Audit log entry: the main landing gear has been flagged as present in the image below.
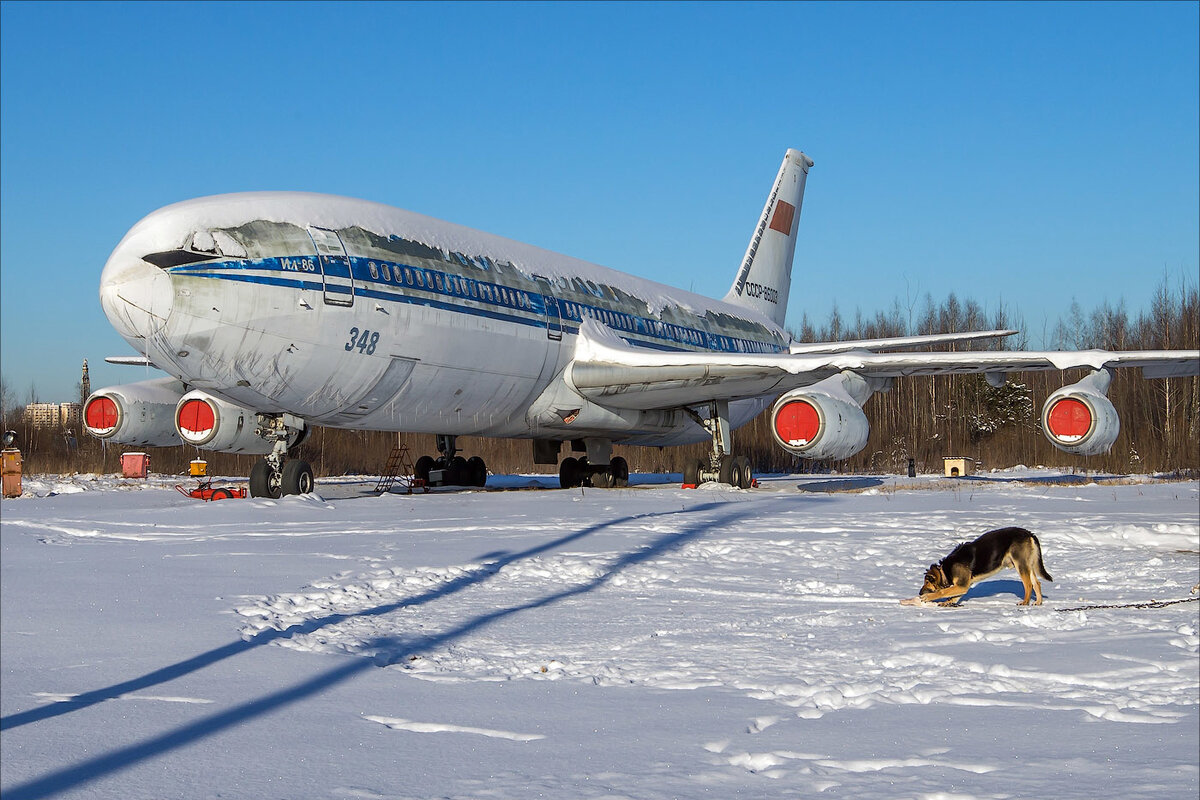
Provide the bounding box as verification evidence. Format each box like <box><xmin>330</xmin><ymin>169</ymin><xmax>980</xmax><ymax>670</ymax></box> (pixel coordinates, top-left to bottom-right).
<box><xmin>558</xmin><ymin>438</ymin><xmax>629</xmax><ymax>489</ymax></box>
<box><xmin>682</xmin><ymin>400</ymin><xmax>755</xmax><ymax>489</ymax></box>
<box><xmin>249</xmin><ymin>414</ymin><xmax>313</xmax><ymax>498</ymax></box>
<box><xmin>413</xmin><ymin>435</ymin><xmax>488</xmax><ymax>487</ymax></box>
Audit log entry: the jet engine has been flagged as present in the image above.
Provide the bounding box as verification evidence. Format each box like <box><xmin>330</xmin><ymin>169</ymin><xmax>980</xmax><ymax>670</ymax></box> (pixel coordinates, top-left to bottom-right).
<box><xmin>1041</xmin><ymin>369</ymin><xmax>1120</xmax><ymax>456</ymax></box>
<box><xmin>175</xmin><ymin>390</ymin><xmax>302</xmax><ymax>454</ymax></box>
<box><xmin>770</xmin><ymin>371</ymin><xmax>872</xmax><ymax>461</ymax></box>
<box><xmin>84</xmin><ymin>377</ymin><xmax>187</xmax><ymax>447</ymax></box>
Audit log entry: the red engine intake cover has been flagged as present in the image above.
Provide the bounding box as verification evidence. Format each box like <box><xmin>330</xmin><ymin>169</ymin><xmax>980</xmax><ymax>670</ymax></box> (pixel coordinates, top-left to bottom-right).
<box><xmin>774</xmin><ymin>399</ymin><xmax>820</xmax><ymax>446</ymax></box>
<box><xmin>1045</xmin><ymin>397</ymin><xmax>1092</xmax><ymax>442</ymax></box>
<box><xmin>177</xmin><ymin>398</ymin><xmax>217</xmax><ymax>443</ymax></box>
<box><xmin>85</xmin><ymin>396</ymin><xmax>119</xmax><ymax>435</ymax></box>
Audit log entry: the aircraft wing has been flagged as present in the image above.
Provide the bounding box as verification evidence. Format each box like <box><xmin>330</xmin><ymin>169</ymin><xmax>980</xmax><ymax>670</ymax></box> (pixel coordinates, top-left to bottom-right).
<box><xmin>567</xmin><ymin>320</ymin><xmax>1200</xmax><ymax>411</ymax></box>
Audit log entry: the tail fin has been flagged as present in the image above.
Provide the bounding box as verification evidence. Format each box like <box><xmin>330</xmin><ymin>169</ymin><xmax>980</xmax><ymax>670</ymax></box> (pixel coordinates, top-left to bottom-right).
<box><xmin>723</xmin><ymin>148</ymin><xmax>813</xmax><ymax>328</ymax></box>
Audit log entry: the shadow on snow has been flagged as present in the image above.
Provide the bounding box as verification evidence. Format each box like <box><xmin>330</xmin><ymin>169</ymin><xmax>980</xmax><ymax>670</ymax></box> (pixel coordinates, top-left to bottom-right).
<box><xmin>3</xmin><ymin>496</ymin><xmax>795</xmax><ymax>799</ymax></box>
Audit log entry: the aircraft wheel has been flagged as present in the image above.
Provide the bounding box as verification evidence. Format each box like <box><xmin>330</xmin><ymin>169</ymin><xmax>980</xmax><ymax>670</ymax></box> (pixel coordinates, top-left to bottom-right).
<box><xmin>449</xmin><ymin>455</ymin><xmax>469</xmax><ymax>485</ymax></box>
<box><xmin>250</xmin><ymin>459</ymin><xmax>282</xmax><ymax>499</ymax></box>
<box><xmin>610</xmin><ymin>456</ymin><xmax>629</xmax><ymax>488</ymax></box>
<box><xmin>718</xmin><ymin>455</ymin><xmax>736</xmax><ymax>486</ymax></box>
<box><xmin>467</xmin><ymin>456</ymin><xmax>488</xmax><ymax>487</ymax></box>
<box><xmin>735</xmin><ymin>455</ymin><xmax>753</xmax><ymax>489</ymax></box>
<box><xmin>559</xmin><ymin>456</ymin><xmax>581</xmax><ymax>489</ymax></box>
<box><xmin>683</xmin><ymin>458</ymin><xmax>702</xmax><ymax>485</ymax></box>
<box><xmin>414</xmin><ymin>456</ymin><xmax>435</xmax><ymax>483</ymax></box>
<box><xmin>590</xmin><ymin>469</ymin><xmax>614</xmax><ymax>488</ymax></box>
<box><xmin>282</xmin><ymin>460</ymin><xmax>315</xmax><ymax>495</ymax></box>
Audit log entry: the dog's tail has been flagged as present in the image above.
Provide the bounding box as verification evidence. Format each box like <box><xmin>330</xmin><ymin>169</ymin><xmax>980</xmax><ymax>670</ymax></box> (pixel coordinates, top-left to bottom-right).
<box><xmin>1032</xmin><ymin>533</ymin><xmax>1053</xmax><ymax>581</ymax></box>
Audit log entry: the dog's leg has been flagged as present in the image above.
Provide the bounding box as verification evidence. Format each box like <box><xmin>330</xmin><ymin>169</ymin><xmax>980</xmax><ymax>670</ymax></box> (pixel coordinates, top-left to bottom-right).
<box><xmin>919</xmin><ymin>584</ymin><xmax>970</xmax><ymax>604</ymax></box>
<box><xmin>1016</xmin><ymin>564</ymin><xmax>1043</xmax><ymax>605</ymax></box>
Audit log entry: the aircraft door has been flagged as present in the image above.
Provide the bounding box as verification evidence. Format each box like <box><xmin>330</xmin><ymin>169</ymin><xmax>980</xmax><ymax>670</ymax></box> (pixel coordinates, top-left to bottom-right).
<box><xmin>534</xmin><ymin>275</ymin><xmax>563</xmax><ymax>340</ymax></box>
<box><xmin>308</xmin><ymin>227</ymin><xmax>355</xmax><ymax>307</ymax></box>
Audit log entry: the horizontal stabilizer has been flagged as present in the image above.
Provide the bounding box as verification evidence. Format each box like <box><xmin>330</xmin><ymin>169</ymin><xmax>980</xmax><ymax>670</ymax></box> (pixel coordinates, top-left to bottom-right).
<box><xmin>105</xmin><ymin>355</ymin><xmax>158</xmax><ymax>368</ymax></box>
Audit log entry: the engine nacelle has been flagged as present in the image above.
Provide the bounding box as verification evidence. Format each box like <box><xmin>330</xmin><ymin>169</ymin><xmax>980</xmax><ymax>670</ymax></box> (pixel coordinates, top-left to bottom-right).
<box><xmin>175</xmin><ymin>391</ymin><xmax>301</xmax><ymax>454</ymax></box>
<box><xmin>770</xmin><ymin>372</ymin><xmax>872</xmax><ymax>461</ymax></box>
<box><xmin>85</xmin><ymin>378</ymin><xmax>187</xmax><ymax>447</ymax></box>
<box><xmin>1041</xmin><ymin>369</ymin><xmax>1120</xmax><ymax>456</ymax></box>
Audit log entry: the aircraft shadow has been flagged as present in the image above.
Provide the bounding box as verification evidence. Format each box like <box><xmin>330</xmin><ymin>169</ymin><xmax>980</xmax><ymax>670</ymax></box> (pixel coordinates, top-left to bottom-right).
<box><xmin>2</xmin><ymin>496</ymin><xmax>800</xmax><ymax>799</ymax></box>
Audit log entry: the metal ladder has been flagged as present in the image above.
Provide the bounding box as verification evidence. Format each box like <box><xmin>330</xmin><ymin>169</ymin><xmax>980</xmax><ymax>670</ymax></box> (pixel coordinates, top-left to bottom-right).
<box><xmin>375</xmin><ymin>443</ymin><xmax>426</xmax><ymax>494</ymax></box>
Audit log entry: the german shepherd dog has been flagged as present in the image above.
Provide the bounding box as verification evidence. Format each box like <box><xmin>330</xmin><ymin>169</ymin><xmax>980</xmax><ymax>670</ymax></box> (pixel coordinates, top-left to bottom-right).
<box><xmin>901</xmin><ymin>527</ymin><xmax>1053</xmax><ymax>606</ymax></box>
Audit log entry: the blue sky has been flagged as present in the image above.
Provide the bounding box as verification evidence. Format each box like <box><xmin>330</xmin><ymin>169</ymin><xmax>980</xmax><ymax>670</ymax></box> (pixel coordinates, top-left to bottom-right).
<box><xmin>1</xmin><ymin>0</ymin><xmax>1197</xmax><ymax>403</ymax></box>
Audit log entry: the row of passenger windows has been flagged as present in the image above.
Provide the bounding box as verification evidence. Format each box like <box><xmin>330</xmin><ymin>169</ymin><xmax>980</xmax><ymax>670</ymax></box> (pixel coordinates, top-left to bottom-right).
<box><xmin>358</xmin><ymin>258</ymin><xmax>775</xmax><ymax>354</ymax></box>
<box><xmin>366</xmin><ymin>260</ymin><xmax>532</xmax><ymax>309</ymax></box>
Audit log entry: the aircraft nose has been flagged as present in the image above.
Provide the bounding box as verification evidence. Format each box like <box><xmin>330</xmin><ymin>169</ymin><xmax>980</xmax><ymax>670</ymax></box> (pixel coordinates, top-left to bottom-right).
<box><xmin>100</xmin><ymin>241</ymin><xmax>174</xmax><ymax>342</ymax></box>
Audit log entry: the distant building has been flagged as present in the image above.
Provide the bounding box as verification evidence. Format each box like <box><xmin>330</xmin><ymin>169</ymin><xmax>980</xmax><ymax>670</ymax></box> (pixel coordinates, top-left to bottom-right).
<box><xmin>23</xmin><ymin>402</ymin><xmax>82</xmax><ymax>429</ymax></box>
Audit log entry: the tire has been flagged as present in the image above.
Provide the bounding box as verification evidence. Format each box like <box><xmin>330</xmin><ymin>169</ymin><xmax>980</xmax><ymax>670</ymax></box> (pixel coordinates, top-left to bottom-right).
<box><xmin>718</xmin><ymin>454</ymin><xmax>735</xmax><ymax>486</ymax></box>
<box><xmin>414</xmin><ymin>456</ymin><xmax>435</xmax><ymax>483</ymax></box>
<box><xmin>249</xmin><ymin>460</ymin><xmax>281</xmax><ymax>499</ymax></box>
<box><xmin>735</xmin><ymin>455</ymin><xmax>753</xmax><ymax>489</ymax></box>
<box><xmin>282</xmin><ymin>460</ymin><xmax>314</xmax><ymax>495</ymax></box>
<box><xmin>467</xmin><ymin>456</ymin><xmax>487</xmax><ymax>487</ymax></box>
<box><xmin>683</xmin><ymin>458</ymin><xmax>702</xmax><ymax>485</ymax></box>
<box><xmin>449</xmin><ymin>456</ymin><xmax>468</xmax><ymax>485</ymax></box>
<box><xmin>559</xmin><ymin>456</ymin><xmax>580</xmax><ymax>489</ymax></box>
<box><xmin>210</xmin><ymin>488</ymin><xmax>232</xmax><ymax>501</ymax></box>
<box><xmin>610</xmin><ymin>456</ymin><xmax>629</xmax><ymax>488</ymax></box>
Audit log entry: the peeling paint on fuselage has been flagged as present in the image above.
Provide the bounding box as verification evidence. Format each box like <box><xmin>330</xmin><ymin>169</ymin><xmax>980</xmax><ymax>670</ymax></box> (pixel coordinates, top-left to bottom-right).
<box><xmin>136</xmin><ymin>208</ymin><xmax>787</xmax><ymax>445</ymax></box>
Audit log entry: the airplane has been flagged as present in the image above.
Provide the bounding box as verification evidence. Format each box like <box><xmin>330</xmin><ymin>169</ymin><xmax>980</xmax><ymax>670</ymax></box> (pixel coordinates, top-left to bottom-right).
<box><xmin>84</xmin><ymin>149</ymin><xmax>1199</xmax><ymax>497</ymax></box>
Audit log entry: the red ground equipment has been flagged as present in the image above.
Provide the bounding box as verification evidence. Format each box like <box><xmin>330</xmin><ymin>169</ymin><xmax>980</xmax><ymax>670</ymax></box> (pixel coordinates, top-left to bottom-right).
<box><xmin>174</xmin><ymin>459</ymin><xmax>246</xmax><ymax>501</ymax></box>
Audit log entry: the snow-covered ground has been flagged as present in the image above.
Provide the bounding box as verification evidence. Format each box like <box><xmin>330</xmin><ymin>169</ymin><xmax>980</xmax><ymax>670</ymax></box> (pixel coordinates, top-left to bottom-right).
<box><xmin>2</xmin><ymin>468</ymin><xmax>1197</xmax><ymax>799</ymax></box>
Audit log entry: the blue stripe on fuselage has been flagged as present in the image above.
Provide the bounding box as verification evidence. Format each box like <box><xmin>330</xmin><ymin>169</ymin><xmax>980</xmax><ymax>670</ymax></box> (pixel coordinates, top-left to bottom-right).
<box><xmin>169</xmin><ymin>256</ymin><xmax>787</xmax><ymax>355</ymax></box>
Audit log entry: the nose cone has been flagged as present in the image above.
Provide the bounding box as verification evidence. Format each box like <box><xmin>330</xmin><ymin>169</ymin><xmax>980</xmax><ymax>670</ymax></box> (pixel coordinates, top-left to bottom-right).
<box><xmin>100</xmin><ymin>240</ymin><xmax>174</xmax><ymax>344</ymax></box>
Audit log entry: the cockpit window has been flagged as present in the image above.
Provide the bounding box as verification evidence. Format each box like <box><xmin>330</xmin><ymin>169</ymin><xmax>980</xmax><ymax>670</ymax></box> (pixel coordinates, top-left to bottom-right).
<box><xmin>211</xmin><ymin>230</ymin><xmax>247</xmax><ymax>258</ymax></box>
<box><xmin>142</xmin><ymin>229</ymin><xmax>247</xmax><ymax>268</ymax></box>
<box><xmin>142</xmin><ymin>249</ymin><xmax>220</xmax><ymax>268</ymax></box>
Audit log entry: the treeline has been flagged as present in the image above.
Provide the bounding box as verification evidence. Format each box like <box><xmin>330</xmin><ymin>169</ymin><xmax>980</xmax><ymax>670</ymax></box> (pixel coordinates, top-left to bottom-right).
<box><xmin>4</xmin><ymin>281</ymin><xmax>1197</xmax><ymax>479</ymax></box>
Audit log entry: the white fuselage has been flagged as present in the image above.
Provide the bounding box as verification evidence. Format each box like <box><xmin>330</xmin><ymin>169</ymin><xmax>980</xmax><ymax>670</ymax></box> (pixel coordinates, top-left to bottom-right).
<box><xmin>100</xmin><ymin>192</ymin><xmax>789</xmax><ymax>447</ymax></box>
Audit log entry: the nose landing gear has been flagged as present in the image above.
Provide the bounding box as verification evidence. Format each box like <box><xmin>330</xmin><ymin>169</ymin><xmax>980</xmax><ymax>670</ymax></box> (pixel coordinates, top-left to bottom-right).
<box><xmin>248</xmin><ymin>414</ymin><xmax>313</xmax><ymax>498</ymax></box>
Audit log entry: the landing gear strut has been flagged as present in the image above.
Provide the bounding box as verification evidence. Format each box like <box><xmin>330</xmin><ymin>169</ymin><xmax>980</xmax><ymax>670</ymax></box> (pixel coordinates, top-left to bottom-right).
<box><xmin>413</xmin><ymin>435</ymin><xmax>487</xmax><ymax>487</ymax></box>
<box><xmin>558</xmin><ymin>438</ymin><xmax>628</xmax><ymax>489</ymax></box>
<box><xmin>249</xmin><ymin>414</ymin><xmax>312</xmax><ymax>498</ymax></box>
<box><xmin>683</xmin><ymin>400</ymin><xmax>754</xmax><ymax>489</ymax></box>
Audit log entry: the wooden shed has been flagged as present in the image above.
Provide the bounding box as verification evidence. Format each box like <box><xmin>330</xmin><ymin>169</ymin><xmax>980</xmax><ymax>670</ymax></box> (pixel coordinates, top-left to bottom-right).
<box><xmin>943</xmin><ymin>457</ymin><xmax>975</xmax><ymax>477</ymax></box>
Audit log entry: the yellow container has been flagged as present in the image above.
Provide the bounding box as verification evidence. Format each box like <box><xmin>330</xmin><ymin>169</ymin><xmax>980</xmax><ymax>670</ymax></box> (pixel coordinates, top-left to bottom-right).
<box><xmin>190</xmin><ymin>459</ymin><xmax>208</xmax><ymax>477</ymax></box>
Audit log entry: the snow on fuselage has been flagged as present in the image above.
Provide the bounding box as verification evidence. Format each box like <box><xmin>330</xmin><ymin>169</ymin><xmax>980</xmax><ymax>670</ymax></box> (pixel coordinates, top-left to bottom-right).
<box><xmin>99</xmin><ymin>192</ymin><xmax>788</xmax><ymax>445</ymax></box>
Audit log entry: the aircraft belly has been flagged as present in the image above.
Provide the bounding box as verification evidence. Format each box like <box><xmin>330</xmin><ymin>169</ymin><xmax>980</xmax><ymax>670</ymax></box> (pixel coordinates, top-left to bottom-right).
<box><xmin>619</xmin><ymin>396</ymin><xmax>770</xmax><ymax>447</ymax></box>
